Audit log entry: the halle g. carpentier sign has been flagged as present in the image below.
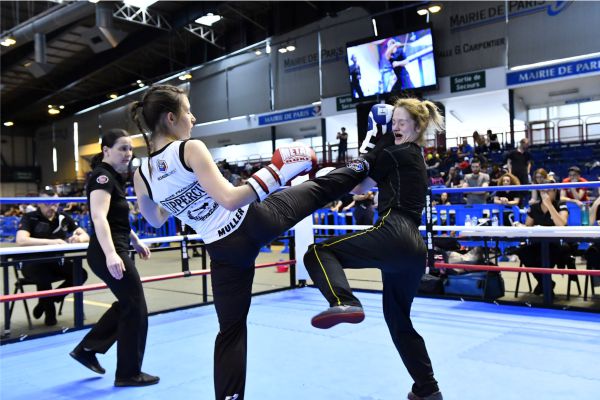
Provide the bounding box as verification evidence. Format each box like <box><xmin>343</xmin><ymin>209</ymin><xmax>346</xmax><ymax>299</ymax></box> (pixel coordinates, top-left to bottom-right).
<box><xmin>506</xmin><ymin>57</ymin><xmax>600</xmax><ymax>86</ymax></box>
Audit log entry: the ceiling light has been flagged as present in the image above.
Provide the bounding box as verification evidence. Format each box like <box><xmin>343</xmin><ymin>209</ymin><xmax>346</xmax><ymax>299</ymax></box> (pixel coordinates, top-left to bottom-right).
<box><xmin>286</xmin><ymin>44</ymin><xmax>296</xmax><ymax>52</ymax></box>
<box><xmin>4</xmin><ymin>121</ymin><xmax>14</xmax><ymax>127</ymax></box>
<box><xmin>0</xmin><ymin>37</ymin><xmax>16</xmax><ymax>47</ymax></box>
<box><xmin>59</xmin><ymin>105</ymin><xmax>64</xmax><ymax>109</ymax></box>
<box><xmin>108</xmin><ymin>93</ymin><xmax>118</xmax><ymax>99</ymax></box>
<box><xmin>417</xmin><ymin>8</ymin><xmax>428</xmax><ymax>16</ymax></box>
<box><xmin>195</xmin><ymin>13</ymin><xmax>222</xmax><ymax>26</ymax></box>
<box><xmin>254</xmin><ymin>49</ymin><xmax>262</xmax><ymax>56</ymax></box>
<box><xmin>138</xmin><ymin>82</ymin><xmax>145</xmax><ymax>88</ymax></box>
<box><xmin>428</xmin><ymin>4</ymin><xmax>442</xmax><ymax>13</ymax></box>
<box><xmin>48</xmin><ymin>107</ymin><xmax>60</xmax><ymax>115</ymax></box>
<box><xmin>88</xmin><ymin>0</ymin><xmax>100</xmax><ymax>3</ymax></box>
<box><xmin>266</xmin><ymin>43</ymin><xmax>271</xmax><ymax>54</ymax></box>
<box><xmin>278</xmin><ymin>47</ymin><xmax>287</xmax><ymax>53</ymax></box>
<box><xmin>178</xmin><ymin>73</ymin><xmax>192</xmax><ymax>81</ymax></box>
<box><xmin>123</xmin><ymin>0</ymin><xmax>158</xmax><ymax>10</ymax></box>
<box><xmin>136</xmin><ymin>79</ymin><xmax>142</xmax><ymax>84</ymax></box>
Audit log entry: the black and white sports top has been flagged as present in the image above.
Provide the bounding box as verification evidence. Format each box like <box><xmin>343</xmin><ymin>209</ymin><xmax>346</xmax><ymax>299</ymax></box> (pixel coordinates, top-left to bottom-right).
<box><xmin>138</xmin><ymin>140</ymin><xmax>248</xmax><ymax>244</ymax></box>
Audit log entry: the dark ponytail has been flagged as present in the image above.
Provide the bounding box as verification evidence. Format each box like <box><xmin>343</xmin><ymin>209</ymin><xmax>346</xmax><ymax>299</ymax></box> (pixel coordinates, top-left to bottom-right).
<box><xmin>129</xmin><ymin>84</ymin><xmax>187</xmax><ymax>177</ymax></box>
<box><xmin>90</xmin><ymin>128</ymin><xmax>130</xmax><ymax>169</ymax></box>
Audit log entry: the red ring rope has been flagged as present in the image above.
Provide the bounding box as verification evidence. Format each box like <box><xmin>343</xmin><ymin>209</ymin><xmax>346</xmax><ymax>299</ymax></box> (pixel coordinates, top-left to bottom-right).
<box><xmin>0</xmin><ymin>260</ymin><xmax>296</xmax><ymax>303</ymax></box>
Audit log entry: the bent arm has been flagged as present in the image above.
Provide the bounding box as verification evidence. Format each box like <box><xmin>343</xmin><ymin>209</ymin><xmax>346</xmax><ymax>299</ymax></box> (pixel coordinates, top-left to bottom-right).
<box><xmin>133</xmin><ymin>170</ymin><xmax>170</xmax><ymax>228</ymax></box>
<box><xmin>16</xmin><ymin>230</ymin><xmax>65</xmax><ymax>246</ymax></box>
<box><xmin>185</xmin><ymin>140</ymin><xmax>257</xmax><ymax>210</ymax></box>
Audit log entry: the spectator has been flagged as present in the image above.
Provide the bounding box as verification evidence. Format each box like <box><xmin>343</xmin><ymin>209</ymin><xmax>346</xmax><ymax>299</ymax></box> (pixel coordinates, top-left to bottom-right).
<box><xmin>487</xmin><ymin>129</ymin><xmax>501</xmax><ymax>151</ymax></box>
<box><xmin>529</xmin><ymin>168</ymin><xmax>549</xmax><ymax>205</ymax></box>
<box><xmin>560</xmin><ymin>166</ymin><xmax>589</xmax><ymax>206</ymax></box>
<box><xmin>584</xmin><ymin>197</ymin><xmax>600</xmax><ymax>287</ymax></box>
<box><xmin>507</xmin><ymin>138</ymin><xmax>532</xmax><ymax>185</ymax></box>
<box><xmin>493</xmin><ymin>173</ymin><xmax>521</xmax><ymax>225</ymax></box>
<box><xmin>488</xmin><ymin>164</ymin><xmax>504</xmax><ymax>186</ymax></box>
<box><xmin>444</xmin><ymin>166</ymin><xmax>462</xmax><ymax>188</ymax></box>
<box><xmin>336</xmin><ymin>127</ymin><xmax>349</xmax><ymax>163</ymax></box>
<box><xmin>514</xmin><ymin>179</ymin><xmax>570</xmax><ymax>296</ymax></box>
<box><xmin>16</xmin><ymin>189</ymin><xmax>90</xmax><ymax>326</ymax></box>
<box><xmin>461</xmin><ymin>158</ymin><xmax>490</xmax><ymax>205</ymax></box>
<box><xmin>432</xmin><ymin>192</ymin><xmax>451</xmax><ymax>206</ymax></box>
<box><xmin>472</xmin><ymin>131</ymin><xmax>487</xmax><ymax>153</ymax></box>
<box><xmin>425</xmin><ymin>153</ymin><xmax>440</xmax><ymax>177</ymax></box>
<box><xmin>457</xmin><ymin>138</ymin><xmax>473</xmax><ymax>159</ymax></box>
<box><xmin>351</xmin><ymin>191</ymin><xmax>375</xmax><ymax>225</ymax></box>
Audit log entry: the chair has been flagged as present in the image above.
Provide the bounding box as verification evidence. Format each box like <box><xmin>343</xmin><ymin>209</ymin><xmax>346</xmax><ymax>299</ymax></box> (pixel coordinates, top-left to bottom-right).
<box><xmin>514</xmin><ymin>261</ymin><xmax>533</xmax><ymax>297</ymax></box>
<box><xmin>8</xmin><ymin>264</ymin><xmax>65</xmax><ymax>330</ymax></box>
<box><xmin>563</xmin><ymin>256</ymin><xmax>582</xmax><ymax>300</ymax></box>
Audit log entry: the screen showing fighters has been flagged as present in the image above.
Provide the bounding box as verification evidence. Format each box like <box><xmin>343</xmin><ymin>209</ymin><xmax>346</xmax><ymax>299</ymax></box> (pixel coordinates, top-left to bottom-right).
<box><xmin>346</xmin><ymin>27</ymin><xmax>438</xmax><ymax>100</ymax></box>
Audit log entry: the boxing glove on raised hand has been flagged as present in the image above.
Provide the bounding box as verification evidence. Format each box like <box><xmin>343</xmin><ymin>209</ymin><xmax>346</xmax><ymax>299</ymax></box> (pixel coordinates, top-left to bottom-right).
<box><xmin>359</xmin><ymin>103</ymin><xmax>394</xmax><ymax>154</ymax></box>
<box><xmin>247</xmin><ymin>142</ymin><xmax>317</xmax><ymax>201</ymax></box>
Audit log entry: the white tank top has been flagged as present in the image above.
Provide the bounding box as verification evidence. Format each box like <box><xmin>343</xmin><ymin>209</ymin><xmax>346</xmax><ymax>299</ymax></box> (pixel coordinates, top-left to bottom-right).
<box><xmin>138</xmin><ymin>140</ymin><xmax>248</xmax><ymax>244</ymax></box>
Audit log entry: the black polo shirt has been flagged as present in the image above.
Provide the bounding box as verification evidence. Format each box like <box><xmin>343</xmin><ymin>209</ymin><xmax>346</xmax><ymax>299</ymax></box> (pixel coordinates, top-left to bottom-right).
<box><xmin>17</xmin><ymin>210</ymin><xmax>79</xmax><ymax>260</ymax></box>
<box><xmin>370</xmin><ymin>142</ymin><xmax>427</xmax><ymax>226</ymax></box>
<box><xmin>87</xmin><ymin>162</ymin><xmax>131</xmax><ymax>252</ymax></box>
<box><xmin>18</xmin><ymin>210</ymin><xmax>78</xmax><ymax>240</ymax></box>
<box><xmin>528</xmin><ymin>201</ymin><xmax>568</xmax><ymax>226</ymax></box>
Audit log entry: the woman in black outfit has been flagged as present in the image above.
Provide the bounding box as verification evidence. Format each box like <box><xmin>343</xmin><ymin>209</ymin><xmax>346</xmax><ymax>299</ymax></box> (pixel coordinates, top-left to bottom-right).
<box><xmin>304</xmin><ymin>98</ymin><xmax>444</xmax><ymax>400</ymax></box>
<box><xmin>70</xmin><ymin>129</ymin><xmax>158</xmax><ymax>387</ymax></box>
<box><xmin>516</xmin><ymin>179</ymin><xmax>570</xmax><ymax>295</ymax></box>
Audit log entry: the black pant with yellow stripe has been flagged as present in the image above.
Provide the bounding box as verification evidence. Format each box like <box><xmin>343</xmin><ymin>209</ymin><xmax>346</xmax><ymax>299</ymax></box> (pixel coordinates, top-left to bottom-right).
<box><xmin>303</xmin><ymin>209</ymin><xmax>440</xmax><ymax>397</ymax></box>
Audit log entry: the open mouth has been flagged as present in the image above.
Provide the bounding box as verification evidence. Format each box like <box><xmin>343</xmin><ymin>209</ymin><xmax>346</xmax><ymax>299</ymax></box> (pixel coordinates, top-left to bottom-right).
<box><xmin>394</xmin><ymin>133</ymin><xmax>403</xmax><ymax>139</ymax></box>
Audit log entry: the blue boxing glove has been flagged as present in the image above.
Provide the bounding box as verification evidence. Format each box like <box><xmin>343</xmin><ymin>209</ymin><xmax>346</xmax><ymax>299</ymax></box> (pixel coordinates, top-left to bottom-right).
<box><xmin>359</xmin><ymin>103</ymin><xmax>394</xmax><ymax>154</ymax></box>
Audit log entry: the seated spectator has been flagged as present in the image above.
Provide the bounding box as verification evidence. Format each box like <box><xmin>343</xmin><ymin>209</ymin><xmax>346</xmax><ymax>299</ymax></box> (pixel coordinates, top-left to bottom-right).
<box><xmin>514</xmin><ymin>179</ymin><xmax>570</xmax><ymax>295</ymax></box>
<box><xmin>461</xmin><ymin>158</ymin><xmax>490</xmax><ymax>205</ymax></box>
<box><xmin>529</xmin><ymin>168</ymin><xmax>549</xmax><ymax>205</ymax></box>
<box><xmin>351</xmin><ymin>191</ymin><xmax>375</xmax><ymax>225</ymax></box>
<box><xmin>433</xmin><ymin>192</ymin><xmax>451</xmax><ymax>206</ymax></box>
<box><xmin>585</xmin><ymin>197</ymin><xmax>600</xmax><ymax>287</ymax></box>
<box><xmin>458</xmin><ymin>138</ymin><xmax>473</xmax><ymax>159</ymax></box>
<box><xmin>493</xmin><ymin>173</ymin><xmax>521</xmax><ymax>225</ymax></box>
<box><xmin>444</xmin><ymin>166</ymin><xmax>462</xmax><ymax>188</ymax></box>
<box><xmin>560</xmin><ymin>166</ymin><xmax>589</xmax><ymax>206</ymax></box>
<box><xmin>425</xmin><ymin>153</ymin><xmax>441</xmax><ymax>177</ymax></box>
<box><xmin>488</xmin><ymin>164</ymin><xmax>503</xmax><ymax>186</ymax></box>
<box><xmin>15</xmin><ymin>189</ymin><xmax>90</xmax><ymax>326</ymax></box>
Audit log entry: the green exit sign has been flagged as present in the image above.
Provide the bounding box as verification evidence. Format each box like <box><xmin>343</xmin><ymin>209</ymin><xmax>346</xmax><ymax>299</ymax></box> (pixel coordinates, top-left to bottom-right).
<box><xmin>451</xmin><ymin>71</ymin><xmax>486</xmax><ymax>93</ymax></box>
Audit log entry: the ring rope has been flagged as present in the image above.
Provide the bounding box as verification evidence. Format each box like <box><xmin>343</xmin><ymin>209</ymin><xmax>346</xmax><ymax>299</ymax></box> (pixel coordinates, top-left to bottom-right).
<box><xmin>0</xmin><ymin>260</ymin><xmax>296</xmax><ymax>303</ymax></box>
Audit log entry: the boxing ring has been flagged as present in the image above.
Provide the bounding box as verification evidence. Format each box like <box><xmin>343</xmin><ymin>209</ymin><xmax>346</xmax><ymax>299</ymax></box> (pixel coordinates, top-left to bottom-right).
<box><xmin>1</xmin><ymin>180</ymin><xmax>600</xmax><ymax>399</ymax></box>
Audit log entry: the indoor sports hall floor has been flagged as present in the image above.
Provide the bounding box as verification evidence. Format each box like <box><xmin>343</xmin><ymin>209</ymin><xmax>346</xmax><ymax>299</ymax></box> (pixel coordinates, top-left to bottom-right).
<box><xmin>1</xmin><ymin>288</ymin><xmax>599</xmax><ymax>400</ymax></box>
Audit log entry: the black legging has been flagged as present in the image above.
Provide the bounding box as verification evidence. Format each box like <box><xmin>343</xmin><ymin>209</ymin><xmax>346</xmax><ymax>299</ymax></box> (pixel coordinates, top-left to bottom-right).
<box><xmin>76</xmin><ymin>238</ymin><xmax>148</xmax><ymax>379</ymax></box>
<box><xmin>205</xmin><ymin>166</ymin><xmax>368</xmax><ymax>400</ymax></box>
<box><xmin>303</xmin><ymin>209</ymin><xmax>439</xmax><ymax>398</ymax></box>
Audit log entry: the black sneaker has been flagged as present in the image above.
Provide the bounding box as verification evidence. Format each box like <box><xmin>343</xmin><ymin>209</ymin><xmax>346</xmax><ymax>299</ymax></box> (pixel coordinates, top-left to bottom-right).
<box><xmin>70</xmin><ymin>346</ymin><xmax>105</xmax><ymax>375</ymax></box>
<box><xmin>115</xmin><ymin>372</ymin><xmax>160</xmax><ymax>387</ymax></box>
<box><xmin>407</xmin><ymin>391</ymin><xmax>443</xmax><ymax>400</ymax></box>
<box><xmin>33</xmin><ymin>303</ymin><xmax>44</xmax><ymax>319</ymax></box>
<box><xmin>311</xmin><ymin>305</ymin><xmax>365</xmax><ymax>329</ymax></box>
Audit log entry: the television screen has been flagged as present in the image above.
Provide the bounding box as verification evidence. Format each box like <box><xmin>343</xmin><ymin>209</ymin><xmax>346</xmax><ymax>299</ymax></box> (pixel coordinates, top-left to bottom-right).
<box><xmin>346</xmin><ymin>27</ymin><xmax>438</xmax><ymax>100</ymax></box>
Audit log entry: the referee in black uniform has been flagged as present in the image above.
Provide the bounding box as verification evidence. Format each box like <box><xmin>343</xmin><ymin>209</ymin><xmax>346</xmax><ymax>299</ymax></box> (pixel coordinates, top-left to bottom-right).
<box><xmin>69</xmin><ymin>129</ymin><xmax>158</xmax><ymax>387</ymax></box>
<box><xmin>304</xmin><ymin>99</ymin><xmax>444</xmax><ymax>400</ymax></box>
<box><xmin>16</xmin><ymin>189</ymin><xmax>89</xmax><ymax>326</ymax></box>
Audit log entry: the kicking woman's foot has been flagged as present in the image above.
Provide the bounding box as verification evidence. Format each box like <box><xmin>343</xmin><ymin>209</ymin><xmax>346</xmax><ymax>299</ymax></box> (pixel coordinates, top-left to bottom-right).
<box><xmin>311</xmin><ymin>305</ymin><xmax>365</xmax><ymax>329</ymax></box>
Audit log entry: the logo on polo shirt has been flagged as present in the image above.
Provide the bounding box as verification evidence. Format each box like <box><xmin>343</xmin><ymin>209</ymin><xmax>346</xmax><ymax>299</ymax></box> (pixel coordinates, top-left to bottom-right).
<box><xmin>96</xmin><ymin>175</ymin><xmax>109</xmax><ymax>184</ymax></box>
<box><xmin>157</xmin><ymin>159</ymin><xmax>168</xmax><ymax>173</ymax></box>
